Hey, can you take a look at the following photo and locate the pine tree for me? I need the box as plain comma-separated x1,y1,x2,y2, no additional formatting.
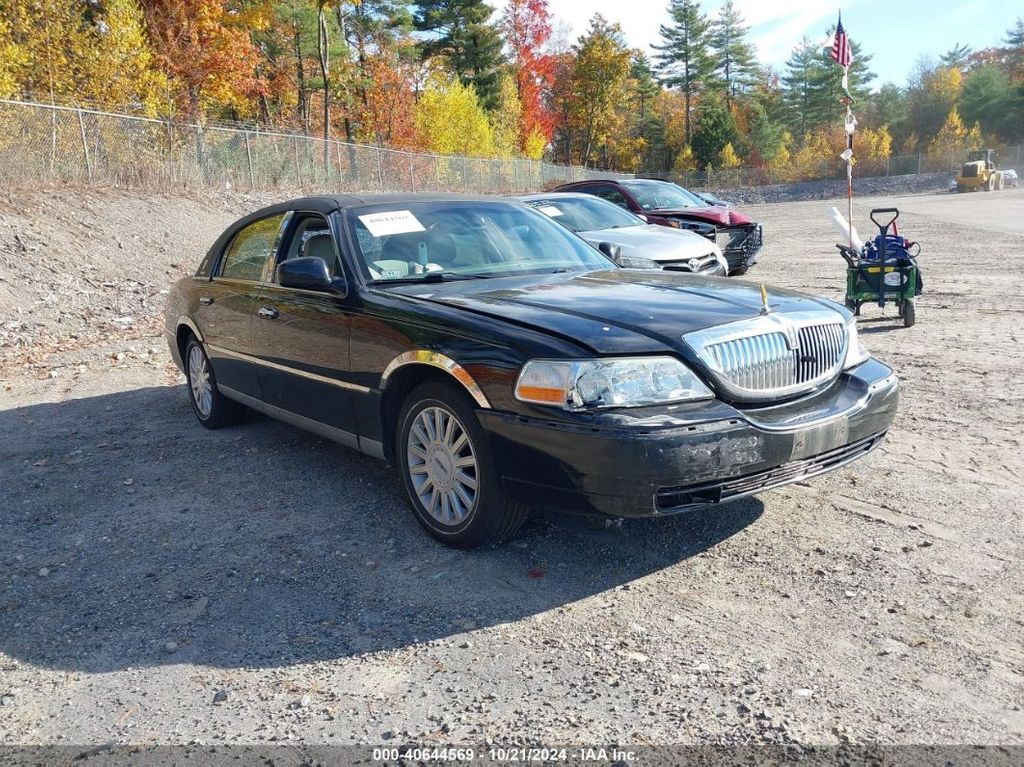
707,0,757,107
940,43,971,70
414,0,506,111
1006,18,1024,80
652,0,711,143
691,94,737,168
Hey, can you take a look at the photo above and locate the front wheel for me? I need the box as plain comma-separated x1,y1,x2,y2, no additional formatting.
397,381,527,548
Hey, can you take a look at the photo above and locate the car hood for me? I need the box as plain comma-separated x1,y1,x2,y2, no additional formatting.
577,225,717,261
649,205,754,226
388,269,842,356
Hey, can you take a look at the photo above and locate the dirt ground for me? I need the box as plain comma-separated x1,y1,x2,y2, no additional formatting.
0,186,1022,748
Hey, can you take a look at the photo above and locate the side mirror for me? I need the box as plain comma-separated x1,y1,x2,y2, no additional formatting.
598,241,621,260
278,256,343,293
637,214,649,222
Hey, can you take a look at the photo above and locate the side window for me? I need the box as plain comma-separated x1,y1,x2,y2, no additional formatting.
219,214,286,281
591,186,629,209
278,214,343,279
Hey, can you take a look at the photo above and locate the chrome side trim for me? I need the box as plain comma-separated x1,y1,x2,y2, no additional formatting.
380,350,491,409
219,385,383,457
206,343,371,394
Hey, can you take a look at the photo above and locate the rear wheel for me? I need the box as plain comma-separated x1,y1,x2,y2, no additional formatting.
184,336,246,428
902,299,916,328
397,381,527,548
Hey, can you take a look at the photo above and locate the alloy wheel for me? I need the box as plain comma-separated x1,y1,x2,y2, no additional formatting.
188,344,213,418
406,405,479,526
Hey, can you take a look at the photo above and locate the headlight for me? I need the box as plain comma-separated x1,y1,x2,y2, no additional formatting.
514,356,713,410
843,319,870,369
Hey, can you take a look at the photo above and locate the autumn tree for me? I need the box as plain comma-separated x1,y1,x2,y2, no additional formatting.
415,0,505,110
652,0,711,144
553,15,632,166
415,75,495,156
355,46,419,146
490,73,522,156
501,0,555,150
144,0,267,118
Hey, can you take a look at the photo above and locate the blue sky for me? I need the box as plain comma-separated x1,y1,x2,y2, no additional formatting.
549,0,1022,88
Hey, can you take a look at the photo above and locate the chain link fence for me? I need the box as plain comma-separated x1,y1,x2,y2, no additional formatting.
3,99,1020,195
0,99,632,194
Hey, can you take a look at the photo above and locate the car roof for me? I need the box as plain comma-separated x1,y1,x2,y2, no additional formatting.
518,191,597,202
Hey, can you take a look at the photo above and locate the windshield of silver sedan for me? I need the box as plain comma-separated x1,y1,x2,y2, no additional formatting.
349,201,613,282
524,196,644,233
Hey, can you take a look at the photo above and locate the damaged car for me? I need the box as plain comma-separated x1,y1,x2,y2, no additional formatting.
165,194,899,548
553,178,763,275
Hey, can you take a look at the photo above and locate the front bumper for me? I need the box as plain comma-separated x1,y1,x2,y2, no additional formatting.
718,224,762,273
479,357,898,518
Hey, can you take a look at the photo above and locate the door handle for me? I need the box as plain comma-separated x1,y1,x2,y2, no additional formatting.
257,306,279,319
198,296,214,305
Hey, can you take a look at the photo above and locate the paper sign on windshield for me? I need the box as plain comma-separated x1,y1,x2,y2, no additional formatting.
537,205,563,217
358,210,426,237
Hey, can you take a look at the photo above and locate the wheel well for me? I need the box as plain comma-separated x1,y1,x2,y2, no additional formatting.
176,324,196,364
380,365,474,463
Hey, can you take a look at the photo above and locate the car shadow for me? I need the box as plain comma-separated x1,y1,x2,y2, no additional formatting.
0,385,763,673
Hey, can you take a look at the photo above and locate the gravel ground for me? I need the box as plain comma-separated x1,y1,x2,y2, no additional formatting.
1,186,1022,748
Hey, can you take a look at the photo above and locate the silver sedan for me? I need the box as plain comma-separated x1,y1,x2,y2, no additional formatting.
519,192,729,276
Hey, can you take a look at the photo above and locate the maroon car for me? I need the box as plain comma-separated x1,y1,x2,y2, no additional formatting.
554,178,763,275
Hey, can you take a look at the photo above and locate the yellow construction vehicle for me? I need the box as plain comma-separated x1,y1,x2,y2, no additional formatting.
956,149,1005,192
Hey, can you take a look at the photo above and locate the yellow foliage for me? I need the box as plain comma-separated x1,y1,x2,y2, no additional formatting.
490,74,521,157
87,0,169,115
522,126,547,160
672,144,696,173
718,142,741,169
415,75,495,157
927,108,979,162
0,15,25,98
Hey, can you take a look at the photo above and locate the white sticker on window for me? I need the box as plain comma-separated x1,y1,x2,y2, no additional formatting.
358,210,426,237
537,205,563,217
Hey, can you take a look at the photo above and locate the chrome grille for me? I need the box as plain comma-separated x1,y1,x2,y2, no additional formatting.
686,313,849,401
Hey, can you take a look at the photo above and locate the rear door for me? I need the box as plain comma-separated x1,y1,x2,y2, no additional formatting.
250,213,360,443
194,212,288,399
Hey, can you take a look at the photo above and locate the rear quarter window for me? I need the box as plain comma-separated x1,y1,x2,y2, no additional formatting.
219,214,286,281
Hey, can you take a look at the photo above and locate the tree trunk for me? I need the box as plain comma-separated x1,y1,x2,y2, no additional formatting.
317,1,330,178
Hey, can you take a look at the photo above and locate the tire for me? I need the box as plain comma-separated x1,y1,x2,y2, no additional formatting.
730,266,749,277
184,336,246,429
845,298,857,312
995,175,1004,190
397,380,527,548
902,300,916,328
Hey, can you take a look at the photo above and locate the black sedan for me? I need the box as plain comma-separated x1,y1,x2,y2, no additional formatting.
165,194,899,548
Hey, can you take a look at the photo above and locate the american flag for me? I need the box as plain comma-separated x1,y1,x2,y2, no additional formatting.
831,14,853,68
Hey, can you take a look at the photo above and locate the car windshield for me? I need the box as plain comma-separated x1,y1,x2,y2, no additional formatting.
621,180,707,210
348,201,613,282
524,196,644,233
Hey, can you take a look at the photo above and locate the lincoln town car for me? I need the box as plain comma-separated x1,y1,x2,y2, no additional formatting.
164,194,899,548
